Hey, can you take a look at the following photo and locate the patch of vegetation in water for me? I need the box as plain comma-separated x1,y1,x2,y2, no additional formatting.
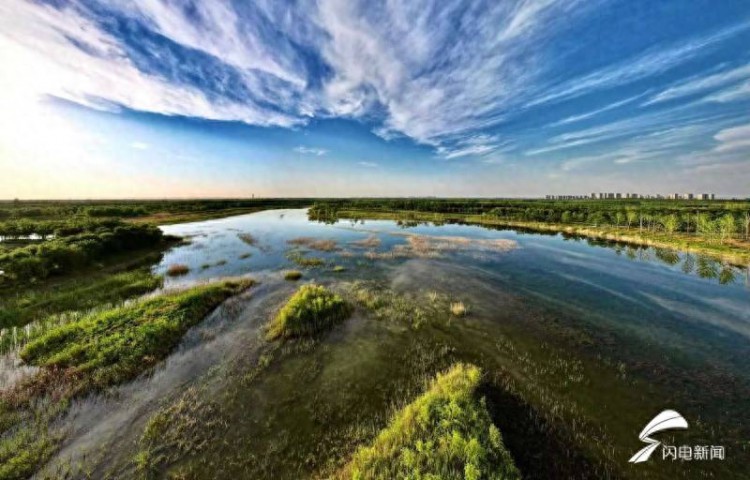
332,265,346,272
338,363,520,480
237,233,257,246
287,237,339,251
267,284,350,340
165,264,190,276
284,270,303,281
286,250,326,268
19,279,254,396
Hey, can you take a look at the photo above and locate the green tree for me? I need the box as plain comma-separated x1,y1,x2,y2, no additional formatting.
719,213,737,244
661,214,679,235
626,209,638,230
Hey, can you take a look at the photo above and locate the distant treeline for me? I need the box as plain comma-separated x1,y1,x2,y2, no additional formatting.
0,199,314,220
310,198,750,241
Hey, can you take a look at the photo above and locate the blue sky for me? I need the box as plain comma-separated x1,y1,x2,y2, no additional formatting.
1,0,749,198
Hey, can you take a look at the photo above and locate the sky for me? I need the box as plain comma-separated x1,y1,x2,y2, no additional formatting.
1,0,749,199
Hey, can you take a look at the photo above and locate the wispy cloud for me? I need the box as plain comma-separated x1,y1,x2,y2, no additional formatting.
644,63,750,105
713,123,750,153
358,161,378,168
548,95,642,127
293,146,328,156
130,142,149,150
1,0,749,168
528,23,750,108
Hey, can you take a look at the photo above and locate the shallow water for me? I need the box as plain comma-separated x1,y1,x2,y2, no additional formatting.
34,209,750,478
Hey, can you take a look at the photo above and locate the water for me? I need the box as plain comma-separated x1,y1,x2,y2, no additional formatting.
35,209,750,478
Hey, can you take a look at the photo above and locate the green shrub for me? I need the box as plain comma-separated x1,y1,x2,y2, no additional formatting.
340,363,520,480
267,284,350,340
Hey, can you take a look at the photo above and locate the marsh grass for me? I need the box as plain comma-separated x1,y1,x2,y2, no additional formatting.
338,363,520,480
332,265,346,272
166,264,190,277
284,270,303,281
0,267,162,331
287,237,339,251
266,284,351,340
19,279,253,397
349,235,381,249
286,250,325,268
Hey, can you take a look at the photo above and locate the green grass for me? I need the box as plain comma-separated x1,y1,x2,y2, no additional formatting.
0,266,162,330
19,279,254,396
284,270,303,281
332,265,347,273
339,363,520,480
286,250,326,268
267,284,350,340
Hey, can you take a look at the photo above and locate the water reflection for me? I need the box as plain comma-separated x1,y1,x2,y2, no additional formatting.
308,214,749,287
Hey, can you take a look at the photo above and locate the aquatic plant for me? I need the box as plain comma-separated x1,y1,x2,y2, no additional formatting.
284,270,303,281
450,301,468,317
287,237,339,251
19,279,254,396
349,235,381,249
237,233,257,245
166,264,190,276
339,363,519,480
267,284,350,340
239,252,253,259
287,250,325,268
332,265,346,272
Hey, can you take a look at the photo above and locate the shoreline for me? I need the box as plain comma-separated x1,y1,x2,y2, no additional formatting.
334,209,750,267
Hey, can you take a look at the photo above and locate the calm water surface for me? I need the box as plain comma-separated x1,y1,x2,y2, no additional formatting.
118,208,745,478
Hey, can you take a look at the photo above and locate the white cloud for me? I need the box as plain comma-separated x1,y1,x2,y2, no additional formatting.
1,0,748,165
704,80,750,103
131,141,149,150
713,124,750,153
644,63,750,105
293,146,328,156
358,161,378,168
529,23,749,108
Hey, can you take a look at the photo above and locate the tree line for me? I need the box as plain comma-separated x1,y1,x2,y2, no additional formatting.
309,199,750,242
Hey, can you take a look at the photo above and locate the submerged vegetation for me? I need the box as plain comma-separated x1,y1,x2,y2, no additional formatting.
339,363,519,480
450,301,468,317
267,284,350,340
166,264,190,276
284,270,303,281
286,250,326,268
